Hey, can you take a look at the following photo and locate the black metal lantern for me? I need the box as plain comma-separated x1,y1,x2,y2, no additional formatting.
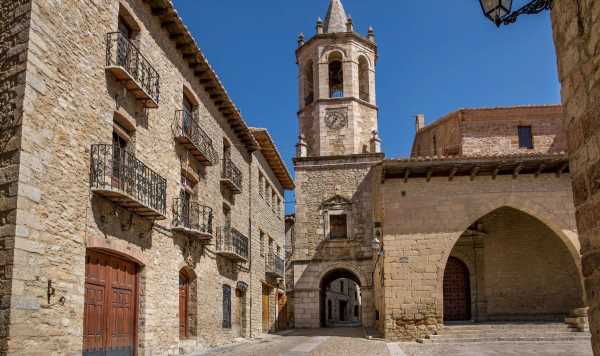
480,0,512,26
479,0,553,27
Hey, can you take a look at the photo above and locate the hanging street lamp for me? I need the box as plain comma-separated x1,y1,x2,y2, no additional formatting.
479,0,553,27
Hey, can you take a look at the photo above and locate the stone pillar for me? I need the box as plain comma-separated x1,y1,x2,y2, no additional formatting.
551,1,600,353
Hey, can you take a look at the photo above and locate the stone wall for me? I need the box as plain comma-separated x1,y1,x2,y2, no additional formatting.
0,0,30,353
551,1,600,354
292,154,382,328
1,0,289,354
380,173,583,341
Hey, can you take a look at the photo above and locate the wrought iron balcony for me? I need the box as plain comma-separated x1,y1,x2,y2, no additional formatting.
266,252,284,279
216,227,249,262
221,158,242,194
172,198,213,240
106,32,160,108
90,144,167,220
173,110,218,166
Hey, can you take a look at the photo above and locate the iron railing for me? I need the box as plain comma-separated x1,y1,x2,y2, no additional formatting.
106,32,160,104
172,198,213,236
222,158,242,192
266,252,285,277
216,227,249,260
90,144,167,215
174,110,219,165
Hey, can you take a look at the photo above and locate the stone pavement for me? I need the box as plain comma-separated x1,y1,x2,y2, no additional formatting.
189,327,593,356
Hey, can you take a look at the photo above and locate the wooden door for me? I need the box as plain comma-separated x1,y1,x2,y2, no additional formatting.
84,251,137,356
179,272,189,338
262,286,270,332
277,293,288,331
443,257,471,321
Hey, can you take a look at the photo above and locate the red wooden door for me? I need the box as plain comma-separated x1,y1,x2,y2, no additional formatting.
443,257,471,321
84,251,137,356
179,272,189,338
277,293,288,331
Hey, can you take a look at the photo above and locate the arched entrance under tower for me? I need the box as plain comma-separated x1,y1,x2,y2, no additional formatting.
319,269,363,327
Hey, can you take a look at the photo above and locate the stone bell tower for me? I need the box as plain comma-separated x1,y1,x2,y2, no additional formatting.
296,0,380,157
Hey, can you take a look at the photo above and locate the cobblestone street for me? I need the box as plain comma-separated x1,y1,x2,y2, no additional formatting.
190,327,593,356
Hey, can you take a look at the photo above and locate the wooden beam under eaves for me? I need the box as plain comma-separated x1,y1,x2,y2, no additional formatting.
470,166,480,181
535,163,546,178
492,166,500,180
404,169,410,183
426,168,433,182
448,167,458,181
513,164,523,179
557,162,569,177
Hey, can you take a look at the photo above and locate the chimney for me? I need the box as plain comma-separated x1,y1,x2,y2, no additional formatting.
415,114,425,132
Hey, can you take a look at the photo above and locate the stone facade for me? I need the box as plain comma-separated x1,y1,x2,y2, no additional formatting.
289,0,587,345
0,0,293,355
0,0,31,353
551,1,600,354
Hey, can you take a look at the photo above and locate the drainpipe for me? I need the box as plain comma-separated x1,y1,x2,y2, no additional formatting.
248,153,254,338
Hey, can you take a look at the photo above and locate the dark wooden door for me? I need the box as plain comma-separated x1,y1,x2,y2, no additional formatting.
84,251,137,356
179,272,189,338
443,257,471,321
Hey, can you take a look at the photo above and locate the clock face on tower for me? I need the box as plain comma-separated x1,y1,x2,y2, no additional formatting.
325,110,348,130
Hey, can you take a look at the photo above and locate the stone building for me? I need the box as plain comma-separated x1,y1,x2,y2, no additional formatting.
550,1,600,354
289,0,587,342
324,278,361,326
0,0,293,355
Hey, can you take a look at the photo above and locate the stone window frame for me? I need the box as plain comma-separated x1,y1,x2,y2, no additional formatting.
118,2,142,42
321,195,353,241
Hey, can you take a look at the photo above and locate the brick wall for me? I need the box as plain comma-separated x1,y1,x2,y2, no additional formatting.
551,1,600,354
0,0,30,353
411,106,566,158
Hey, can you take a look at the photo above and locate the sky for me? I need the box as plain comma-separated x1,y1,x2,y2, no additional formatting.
172,0,561,212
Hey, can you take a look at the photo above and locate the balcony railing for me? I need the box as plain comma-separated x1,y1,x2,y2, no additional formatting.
172,198,213,240
106,32,160,108
216,227,249,262
90,144,167,220
221,158,242,194
266,252,284,278
173,110,218,166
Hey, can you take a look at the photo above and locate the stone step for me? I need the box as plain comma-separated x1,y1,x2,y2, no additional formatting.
417,334,591,344
436,328,574,335
440,323,569,331
431,332,589,339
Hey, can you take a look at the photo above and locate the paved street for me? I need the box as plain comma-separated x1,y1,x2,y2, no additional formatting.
190,327,593,356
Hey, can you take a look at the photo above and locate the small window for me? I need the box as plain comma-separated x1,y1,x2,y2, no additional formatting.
328,52,344,98
260,231,265,257
268,237,274,253
329,215,348,240
518,126,534,149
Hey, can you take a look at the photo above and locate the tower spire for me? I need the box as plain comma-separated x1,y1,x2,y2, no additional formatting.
324,0,349,33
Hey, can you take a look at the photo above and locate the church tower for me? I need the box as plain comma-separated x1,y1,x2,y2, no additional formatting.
296,0,380,157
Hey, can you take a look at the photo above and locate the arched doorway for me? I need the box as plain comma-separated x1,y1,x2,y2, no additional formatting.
443,207,584,323
319,268,362,327
443,257,471,321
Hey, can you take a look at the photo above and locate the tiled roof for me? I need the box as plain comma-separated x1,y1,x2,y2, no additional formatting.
251,128,295,190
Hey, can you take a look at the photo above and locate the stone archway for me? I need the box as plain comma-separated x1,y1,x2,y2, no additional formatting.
441,206,585,324
319,268,363,327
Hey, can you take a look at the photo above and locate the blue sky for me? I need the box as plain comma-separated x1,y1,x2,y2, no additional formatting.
172,0,560,210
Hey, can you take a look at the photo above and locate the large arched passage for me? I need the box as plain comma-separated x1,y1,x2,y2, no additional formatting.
442,207,585,323
319,268,362,327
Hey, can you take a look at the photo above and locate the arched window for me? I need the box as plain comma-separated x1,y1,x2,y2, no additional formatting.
358,56,370,102
328,52,344,98
304,60,315,105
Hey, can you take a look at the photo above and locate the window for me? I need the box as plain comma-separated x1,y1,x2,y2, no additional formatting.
118,17,132,39
518,126,534,149
182,95,195,136
340,281,344,293
358,56,370,102
276,245,281,256
304,60,315,105
354,305,359,317
179,189,191,227
222,285,232,329
329,214,348,240
277,197,282,216
268,237,274,255
432,135,438,156
328,300,332,319
112,131,128,180
260,231,265,257
259,173,264,197
328,52,344,98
